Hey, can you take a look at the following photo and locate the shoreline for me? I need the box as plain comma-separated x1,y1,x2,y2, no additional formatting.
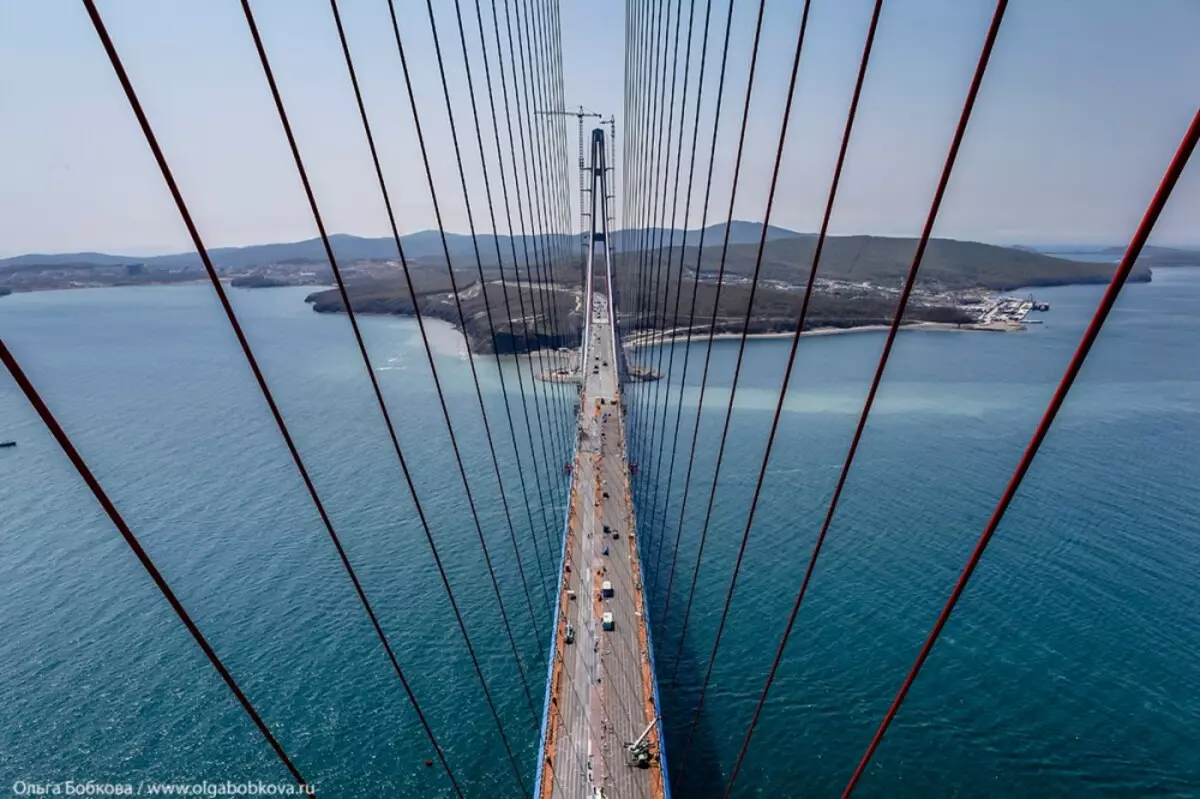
519,321,1018,383
1,283,1018,362
621,320,1020,349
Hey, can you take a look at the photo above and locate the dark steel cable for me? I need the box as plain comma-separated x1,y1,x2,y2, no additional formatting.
632,0,676,512
626,0,657,442
633,0,672,479
532,0,578,472
629,0,656,418
620,0,650,454
512,0,572,453
242,1,532,790
525,14,586,756
493,0,570,487
615,2,637,400
540,0,580,477
621,0,651,564
664,0,773,697
0,341,312,793
518,0,577,582
636,0,672,476
842,106,1199,797
515,0,573,467
482,0,561,585
653,0,738,638
648,0,716,606
81,2,459,791
451,8,594,783
616,0,640,389
486,0,568,582
723,3,1009,792
372,0,546,733
672,0,818,773
544,1,580,464
620,0,640,282
632,0,673,479
458,0,561,614
646,0,723,611
641,0,690,582
521,0,577,543
536,0,573,308
504,0,574,475
410,0,551,653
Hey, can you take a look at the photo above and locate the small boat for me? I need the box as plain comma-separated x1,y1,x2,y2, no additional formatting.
0,441,16,448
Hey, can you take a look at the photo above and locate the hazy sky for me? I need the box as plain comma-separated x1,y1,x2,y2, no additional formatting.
1,0,1196,257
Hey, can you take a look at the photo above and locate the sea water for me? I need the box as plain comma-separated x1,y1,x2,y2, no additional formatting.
1,270,1198,796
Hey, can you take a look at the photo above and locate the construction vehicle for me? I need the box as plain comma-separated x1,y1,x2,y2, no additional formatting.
624,718,657,768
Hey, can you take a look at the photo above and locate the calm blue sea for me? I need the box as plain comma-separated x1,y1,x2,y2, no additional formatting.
2,269,1198,797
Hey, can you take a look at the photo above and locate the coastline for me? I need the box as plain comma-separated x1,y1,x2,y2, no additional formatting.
0,282,1018,366
516,320,1019,383
621,320,1020,349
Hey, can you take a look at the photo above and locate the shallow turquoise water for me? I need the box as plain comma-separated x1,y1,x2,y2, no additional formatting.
2,270,1198,797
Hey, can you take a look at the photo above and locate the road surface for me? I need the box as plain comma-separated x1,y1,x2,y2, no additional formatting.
538,291,666,799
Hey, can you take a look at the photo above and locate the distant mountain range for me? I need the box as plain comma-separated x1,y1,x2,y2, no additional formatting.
0,231,535,272
8,224,1196,276
608,221,803,250
0,221,805,273
1100,244,1200,266
1016,243,1200,267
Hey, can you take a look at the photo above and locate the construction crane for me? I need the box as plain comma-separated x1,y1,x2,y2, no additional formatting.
624,717,658,768
535,106,613,268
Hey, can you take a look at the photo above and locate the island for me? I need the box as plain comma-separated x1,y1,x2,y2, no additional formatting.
1106,244,1200,267
306,272,582,355
0,286,11,298
1,225,1153,354
305,232,1150,355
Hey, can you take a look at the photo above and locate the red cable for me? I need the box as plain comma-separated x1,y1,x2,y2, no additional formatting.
841,106,1199,796
81,1,462,791
671,0,876,779
0,341,312,792
674,0,816,771
722,2,1008,793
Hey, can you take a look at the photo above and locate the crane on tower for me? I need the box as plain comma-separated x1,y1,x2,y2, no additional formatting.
535,106,615,268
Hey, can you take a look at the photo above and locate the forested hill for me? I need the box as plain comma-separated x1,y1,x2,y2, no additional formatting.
302,231,1148,355
4,226,1150,352
661,234,1150,291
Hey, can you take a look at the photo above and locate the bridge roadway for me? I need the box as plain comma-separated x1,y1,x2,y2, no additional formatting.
538,292,666,799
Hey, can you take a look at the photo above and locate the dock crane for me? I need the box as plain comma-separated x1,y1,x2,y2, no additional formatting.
535,106,614,268
624,717,658,768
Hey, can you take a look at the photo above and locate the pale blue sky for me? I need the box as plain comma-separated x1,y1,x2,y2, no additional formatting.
0,0,1196,257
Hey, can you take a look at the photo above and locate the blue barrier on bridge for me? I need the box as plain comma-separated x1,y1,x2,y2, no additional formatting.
532,401,579,798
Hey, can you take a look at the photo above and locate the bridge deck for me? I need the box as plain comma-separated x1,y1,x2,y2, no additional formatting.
538,293,666,799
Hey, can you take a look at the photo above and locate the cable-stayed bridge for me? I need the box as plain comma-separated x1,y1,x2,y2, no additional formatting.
1,0,1196,797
